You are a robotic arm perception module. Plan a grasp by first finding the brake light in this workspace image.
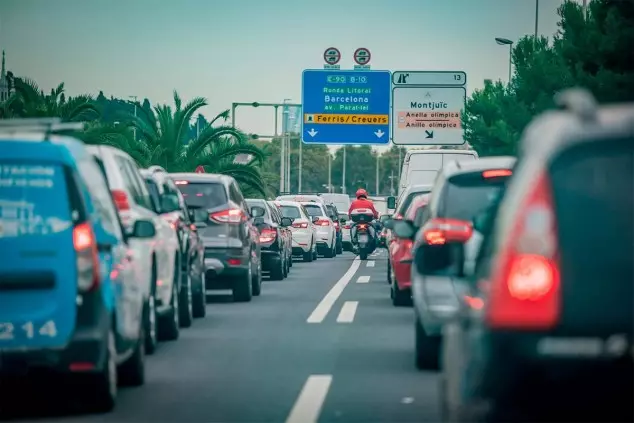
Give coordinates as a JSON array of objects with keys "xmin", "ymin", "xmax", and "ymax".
[
  {"xmin": 293, "ymin": 222, "xmax": 309, "ymax": 229},
  {"xmin": 210, "ymin": 208, "xmax": 245, "ymax": 224},
  {"xmin": 259, "ymin": 228, "xmax": 277, "ymax": 243},
  {"xmin": 421, "ymin": 218, "xmax": 472, "ymax": 245},
  {"xmin": 486, "ymin": 171, "xmax": 560, "ymax": 330},
  {"xmin": 343, "ymin": 224, "xmax": 351, "ymax": 229},
  {"xmin": 316, "ymin": 218, "xmax": 331, "ymax": 226},
  {"xmin": 482, "ymin": 169, "xmax": 513, "ymax": 179},
  {"xmin": 73, "ymin": 222, "xmax": 100, "ymax": 292},
  {"xmin": 175, "ymin": 180, "xmax": 188, "ymax": 185},
  {"xmin": 111, "ymin": 189, "xmax": 130, "ymax": 211}
]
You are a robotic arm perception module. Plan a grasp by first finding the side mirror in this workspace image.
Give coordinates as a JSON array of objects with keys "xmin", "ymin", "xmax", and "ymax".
[
  {"xmin": 383, "ymin": 218, "xmax": 394, "ymax": 230},
  {"xmin": 253, "ymin": 216, "xmax": 265, "ymax": 225},
  {"xmin": 387, "ymin": 196, "xmax": 396, "ymax": 209},
  {"xmin": 312, "ymin": 216, "xmax": 319, "ymax": 224},
  {"xmin": 280, "ymin": 217, "xmax": 293, "ymax": 227},
  {"xmin": 160, "ymin": 195, "xmax": 181, "ymax": 213},
  {"xmin": 130, "ymin": 219, "xmax": 156, "ymax": 239},
  {"xmin": 392, "ymin": 219, "xmax": 416, "ymax": 239}
]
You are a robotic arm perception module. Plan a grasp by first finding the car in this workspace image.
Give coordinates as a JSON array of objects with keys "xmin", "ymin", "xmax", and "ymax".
[
  {"xmin": 88, "ymin": 145, "xmax": 184, "ymax": 348},
  {"xmin": 246, "ymin": 198, "xmax": 292, "ymax": 281},
  {"xmin": 276, "ymin": 194, "xmax": 325, "ymax": 204},
  {"xmin": 340, "ymin": 213, "xmax": 353, "ymax": 251},
  {"xmin": 299, "ymin": 200, "xmax": 337, "ymax": 258},
  {"xmin": 319, "ymin": 193, "xmax": 351, "ymax": 217},
  {"xmin": 141, "ymin": 167, "xmax": 206, "ymax": 320},
  {"xmin": 395, "ymin": 156, "xmax": 516, "ymax": 370},
  {"xmin": 324, "ymin": 203, "xmax": 343, "ymax": 254},
  {"xmin": 171, "ymin": 173, "xmax": 261, "ymax": 302},
  {"xmin": 385, "ymin": 184, "xmax": 433, "ymax": 256},
  {"xmin": 275, "ymin": 200, "xmax": 318, "ymax": 262},
  {"xmin": 385, "ymin": 195, "xmax": 429, "ymax": 307},
  {"xmin": 267, "ymin": 200, "xmax": 293, "ymax": 271},
  {"xmin": 436, "ymin": 90, "xmax": 633, "ymax": 422},
  {"xmin": 398, "ymin": 149, "xmax": 478, "ymax": 195},
  {"xmin": 0, "ymin": 120, "xmax": 151, "ymax": 412}
]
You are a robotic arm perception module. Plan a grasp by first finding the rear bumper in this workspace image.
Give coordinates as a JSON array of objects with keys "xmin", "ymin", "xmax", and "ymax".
[
  {"xmin": 203, "ymin": 248, "xmax": 250, "ymax": 289},
  {"xmin": 0, "ymin": 291, "xmax": 110, "ymax": 376},
  {"xmin": 261, "ymin": 250, "xmax": 282, "ymax": 270}
]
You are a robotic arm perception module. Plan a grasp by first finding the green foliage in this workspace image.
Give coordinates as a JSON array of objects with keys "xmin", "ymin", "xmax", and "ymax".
[{"xmin": 464, "ymin": 0, "xmax": 634, "ymax": 156}]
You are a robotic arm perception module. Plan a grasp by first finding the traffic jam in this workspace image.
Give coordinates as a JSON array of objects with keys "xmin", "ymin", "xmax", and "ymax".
[{"xmin": 0, "ymin": 88, "xmax": 633, "ymax": 423}]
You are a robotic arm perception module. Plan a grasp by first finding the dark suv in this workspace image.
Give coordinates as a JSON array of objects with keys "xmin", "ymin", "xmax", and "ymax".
[
  {"xmin": 170, "ymin": 173, "xmax": 261, "ymax": 302},
  {"xmin": 246, "ymin": 199, "xmax": 293, "ymax": 281}
]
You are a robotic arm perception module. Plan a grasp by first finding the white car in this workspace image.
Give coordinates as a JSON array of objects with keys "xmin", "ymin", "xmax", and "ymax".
[
  {"xmin": 276, "ymin": 194, "xmax": 325, "ymax": 204},
  {"xmin": 87, "ymin": 145, "xmax": 184, "ymax": 353},
  {"xmin": 299, "ymin": 201, "xmax": 337, "ymax": 258},
  {"xmin": 340, "ymin": 213, "xmax": 353, "ymax": 251},
  {"xmin": 275, "ymin": 200, "xmax": 317, "ymax": 262}
]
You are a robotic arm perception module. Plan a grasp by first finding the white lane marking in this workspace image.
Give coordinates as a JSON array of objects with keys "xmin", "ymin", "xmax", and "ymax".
[
  {"xmin": 356, "ymin": 275, "xmax": 370, "ymax": 284},
  {"xmin": 366, "ymin": 260, "xmax": 375, "ymax": 267},
  {"xmin": 307, "ymin": 258, "xmax": 360, "ymax": 323},
  {"xmin": 336, "ymin": 301, "xmax": 358, "ymax": 323},
  {"xmin": 285, "ymin": 375, "xmax": 333, "ymax": 423}
]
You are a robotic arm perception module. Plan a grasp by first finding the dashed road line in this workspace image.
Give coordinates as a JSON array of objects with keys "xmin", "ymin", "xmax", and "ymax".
[
  {"xmin": 336, "ymin": 301, "xmax": 358, "ymax": 323},
  {"xmin": 356, "ymin": 275, "xmax": 371, "ymax": 284},
  {"xmin": 366, "ymin": 260, "xmax": 375, "ymax": 267},
  {"xmin": 307, "ymin": 258, "xmax": 361, "ymax": 323},
  {"xmin": 285, "ymin": 375, "xmax": 333, "ymax": 423}
]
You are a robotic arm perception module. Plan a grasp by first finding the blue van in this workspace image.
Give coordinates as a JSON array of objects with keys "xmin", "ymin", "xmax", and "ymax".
[{"xmin": 0, "ymin": 120, "xmax": 154, "ymax": 413}]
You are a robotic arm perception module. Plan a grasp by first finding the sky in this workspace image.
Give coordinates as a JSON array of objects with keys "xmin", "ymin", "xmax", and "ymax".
[{"xmin": 0, "ymin": 0, "xmax": 568, "ymax": 150}]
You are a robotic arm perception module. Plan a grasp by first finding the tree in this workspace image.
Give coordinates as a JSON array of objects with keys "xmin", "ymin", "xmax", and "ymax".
[{"xmin": 128, "ymin": 91, "xmax": 267, "ymax": 195}]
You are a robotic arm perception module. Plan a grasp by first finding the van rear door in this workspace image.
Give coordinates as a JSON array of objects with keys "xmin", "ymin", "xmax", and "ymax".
[{"xmin": 0, "ymin": 154, "xmax": 78, "ymax": 350}]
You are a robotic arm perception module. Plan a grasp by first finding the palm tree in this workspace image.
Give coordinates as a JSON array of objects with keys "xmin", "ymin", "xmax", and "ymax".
[
  {"xmin": 129, "ymin": 91, "xmax": 267, "ymax": 195},
  {"xmin": 11, "ymin": 77, "xmax": 99, "ymax": 121}
]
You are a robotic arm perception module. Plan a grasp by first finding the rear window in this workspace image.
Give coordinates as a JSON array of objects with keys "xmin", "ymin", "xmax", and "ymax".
[
  {"xmin": 144, "ymin": 177, "xmax": 161, "ymax": 212},
  {"xmin": 280, "ymin": 206, "xmax": 301, "ymax": 219},
  {"xmin": 441, "ymin": 172, "xmax": 509, "ymax": 221},
  {"xmin": 176, "ymin": 182, "xmax": 227, "ymax": 209},
  {"xmin": 339, "ymin": 213, "xmax": 349, "ymax": 221},
  {"xmin": 397, "ymin": 189, "xmax": 431, "ymax": 215},
  {"xmin": 0, "ymin": 163, "xmax": 72, "ymax": 238},
  {"xmin": 304, "ymin": 204, "xmax": 324, "ymax": 217},
  {"xmin": 246, "ymin": 200, "xmax": 267, "ymax": 218}
]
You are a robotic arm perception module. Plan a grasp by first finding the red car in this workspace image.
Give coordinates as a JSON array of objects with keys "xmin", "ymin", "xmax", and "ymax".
[{"xmin": 387, "ymin": 194, "xmax": 430, "ymax": 306}]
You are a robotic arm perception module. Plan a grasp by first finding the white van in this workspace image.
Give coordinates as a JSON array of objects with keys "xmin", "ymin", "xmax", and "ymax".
[{"xmin": 398, "ymin": 149, "xmax": 478, "ymax": 195}]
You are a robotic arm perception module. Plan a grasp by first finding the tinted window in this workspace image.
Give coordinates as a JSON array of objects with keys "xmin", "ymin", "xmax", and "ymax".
[
  {"xmin": 304, "ymin": 204, "xmax": 324, "ymax": 217},
  {"xmin": 78, "ymin": 159, "xmax": 123, "ymax": 239},
  {"xmin": 326, "ymin": 205, "xmax": 337, "ymax": 218},
  {"xmin": 338, "ymin": 213, "xmax": 349, "ymax": 221},
  {"xmin": 397, "ymin": 189, "xmax": 431, "ymax": 216},
  {"xmin": 0, "ymin": 163, "xmax": 72, "ymax": 238},
  {"xmin": 441, "ymin": 173, "xmax": 509, "ymax": 221},
  {"xmin": 280, "ymin": 206, "xmax": 301, "ymax": 219},
  {"xmin": 177, "ymin": 182, "xmax": 227, "ymax": 209},
  {"xmin": 144, "ymin": 177, "xmax": 162, "ymax": 213}
]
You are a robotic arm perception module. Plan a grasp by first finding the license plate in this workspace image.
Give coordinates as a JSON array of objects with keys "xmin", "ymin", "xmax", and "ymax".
[{"xmin": 359, "ymin": 234, "xmax": 368, "ymax": 242}]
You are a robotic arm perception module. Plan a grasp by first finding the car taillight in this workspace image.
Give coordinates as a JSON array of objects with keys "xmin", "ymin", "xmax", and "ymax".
[
  {"xmin": 259, "ymin": 228, "xmax": 277, "ymax": 243},
  {"xmin": 482, "ymin": 169, "xmax": 512, "ymax": 179},
  {"xmin": 344, "ymin": 224, "xmax": 351, "ymax": 229},
  {"xmin": 333, "ymin": 221, "xmax": 339, "ymax": 228},
  {"xmin": 73, "ymin": 222, "xmax": 100, "ymax": 292},
  {"xmin": 175, "ymin": 180, "xmax": 188, "ymax": 185},
  {"xmin": 210, "ymin": 208, "xmax": 245, "ymax": 224},
  {"xmin": 316, "ymin": 218, "xmax": 331, "ymax": 226},
  {"xmin": 421, "ymin": 218, "xmax": 472, "ymax": 245},
  {"xmin": 293, "ymin": 222, "xmax": 309, "ymax": 229},
  {"xmin": 111, "ymin": 189, "xmax": 130, "ymax": 211},
  {"xmin": 486, "ymin": 171, "xmax": 560, "ymax": 330}
]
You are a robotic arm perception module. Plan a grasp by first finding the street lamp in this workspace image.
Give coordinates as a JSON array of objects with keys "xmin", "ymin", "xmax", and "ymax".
[{"xmin": 495, "ymin": 37, "xmax": 514, "ymax": 83}]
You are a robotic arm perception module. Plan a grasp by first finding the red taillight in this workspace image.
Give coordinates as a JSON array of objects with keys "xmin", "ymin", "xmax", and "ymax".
[
  {"xmin": 73, "ymin": 222, "xmax": 100, "ymax": 292},
  {"xmin": 210, "ymin": 208, "xmax": 245, "ymax": 224},
  {"xmin": 482, "ymin": 169, "xmax": 513, "ymax": 179},
  {"xmin": 421, "ymin": 218, "xmax": 472, "ymax": 245},
  {"xmin": 227, "ymin": 258, "xmax": 241, "ymax": 266},
  {"xmin": 316, "ymin": 218, "xmax": 331, "ymax": 226},
  {"xmin": 343, "ymin": 224, "xmax": 351, "ymax": 229},
  {"xmin": 111, "ymin": 189, "xmax": 130, "ymax": 211},
  {"xmin": 175, "ymin": 180, "xmax": 188, "ymax": 185},
  {"xmin": 259, "ymin": 228, "xmax": 277, "ymax": 243},
  {"xmin": 486, "ymin": 172, "xmax": 560, "ymax": 330},
  {"xmin": 293, "ymin": 222, "xmax": 309, "ymax": 229}
]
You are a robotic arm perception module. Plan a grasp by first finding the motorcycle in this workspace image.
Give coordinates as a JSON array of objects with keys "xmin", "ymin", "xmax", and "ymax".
[{"xmin": 349, "ymin": 208, "xmax": 376, "ymax": 260}]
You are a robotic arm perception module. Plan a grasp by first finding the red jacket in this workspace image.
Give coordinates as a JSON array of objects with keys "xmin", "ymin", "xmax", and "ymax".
[{"xmin": 348, "ymin": 198, "xmax": 379, "ymax": 219}]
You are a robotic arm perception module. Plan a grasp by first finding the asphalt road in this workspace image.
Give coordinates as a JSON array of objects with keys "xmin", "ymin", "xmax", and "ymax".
[{"xmin": 7, "ymin": 249, "xmax": 440, "ymax": 423}]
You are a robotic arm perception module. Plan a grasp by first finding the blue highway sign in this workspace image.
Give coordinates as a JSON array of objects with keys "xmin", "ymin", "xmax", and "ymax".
[{"xmin": 301, "ymin": 70, "xmax": 391, "ymax": 145}]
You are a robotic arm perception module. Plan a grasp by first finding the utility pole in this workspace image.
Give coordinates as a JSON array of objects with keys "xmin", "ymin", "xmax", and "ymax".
[
  {"xmin": 129, "ymin": 95, "xmax": 138, "ymax": 141},
  {"xmin": 389, "ymin": 170, "xmax": 395, "ymax": 196},
  {"xmin": 534, "ymin": 0, "xmax": 539, "ymax": 48},
  {"xmin": 327, "ymin": 153, "xmax": 332, "ymax": 193},
  {"xmin": 342, "ymin": 146, "xmax": 347, "ymax": 194},
  {"xmin": 375, "ymin": 153, "xmax": 379, "ymax": 196},
  {"xmin": 398, "ymin": 148, "xmax": 402, "ymax": 185}
]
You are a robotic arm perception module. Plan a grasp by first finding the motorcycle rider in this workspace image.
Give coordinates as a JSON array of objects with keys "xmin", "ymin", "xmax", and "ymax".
[{"xmin": 348, "ymin": 188, "xmax": 379, "ymax": 246}]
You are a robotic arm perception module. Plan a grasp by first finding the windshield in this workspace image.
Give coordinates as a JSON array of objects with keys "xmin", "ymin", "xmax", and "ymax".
[
  {"xmin": 280, "ymin": 205, "xmax": 301, "ymax": 219},
  {"xmin": 176, "ymin": 182, "xmax": 227, "ymax": 209},
  {"xmin": 442, "ymin": 177, "xmax": 509, "ymax": 221},
  {"xmin": 303, "ymin": 204, "xmax": 324, "ymax": 217}
]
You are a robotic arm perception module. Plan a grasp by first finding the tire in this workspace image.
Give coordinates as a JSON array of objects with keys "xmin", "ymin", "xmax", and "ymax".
[
  {"xmin": 118, "ymin": 319, "xmax": 145, "ymax": 387},
  {"xmin": 233, "ymin": 265, "xmax": 253, "ymax": 302},
  {"xmin": 145, "ymin": 264, "xmax": 158, "ymax": 354},
  {"xmin": 387, "ymin": 259, "xmax": 393, "ymax": 285},
  {"xmin": 289, "ymin": 252, "xmax": 293, "ymax": 267},
  {"xmin": 359, "ymin": 250, "xmax": 368, "ymax": 260},
  {"xmin": 159, "ymin": 283, "xmax": 180, "ymax": 341},
  {"xmin": 336, "ymin": 240, "xmax": 343, "ymax": 255},
  {"xmin": 324, "ymin": 241, "xmax": 335, "ymax": 258},
  {"xmin": 303, "ymin": 249, "xmax": 313, "ymax": 262},
  {"xmin": 415, "ymin": 317, "xmax": 440, "ymax": 370},
  {"xmin": 192, "ymin": 271, "xmax": 206, "ymax": 318},
  {"xmin": 282, "ymin": 255, "xmax": 288, "ymax": 278},
  {"xmin": 179, "ymin": 270, "xmax": 193, "ymax": 328},
  {"xmin": 391, "ymin": 280, "xmax": 411, "ymax": 307},
  {"xmin": 252, "ymin": 261, "xmax": 262, "ymax": 296},
  {"xmin": 87, "ymin": 327, "xmax": 117, "ymax": 412},
  {"xmin": 270, "ymin": 257, "xmax": 284, "ymax": 281},
  {"xmin": 313, "ymin": 248, "xmax": 318, "ymax": 260},
  {"xmin": 286, "ymin": 254, "xmax": 291, "ymax": 273}
]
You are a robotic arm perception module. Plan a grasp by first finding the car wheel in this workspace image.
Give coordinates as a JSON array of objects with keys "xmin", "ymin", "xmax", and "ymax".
[
  {"xmin": 233, "ymin": 264, "xmax": 253, "ymax": 302},
  {"xmin": 387, "ymin": 259, "xmax": 393, "ymax": 285},
  {"xmin": 179, "ymin": 270, "xmax": 193, "ymax": 328},
  {"xmin": 252, "ymin": 260, "xmax": 262, "ymax": 296},
  {"xmin": 270, "ymin": 257, "xmax": 284, "ymax": 280},
  {"xmin": 159, "ymin": 282, "xmax": 180, "ymax": 341},
  {"xmin": 336, "ymin": 240, "xmax": 343, "ymax": 255},
  {"xmin": 415, "ymin": 317, "xmax": 440, "ymax": 370},
  {"xmin": 192, "ymin": 271, "xmax": 207, "ymax": 318},
  {"xmin": 324, "ymin": 240, "xmax": 335, "ymax": 258},
  {"xmin": 303, "ymin": 249, "xmax": 313, "ymax": 262},
  {"xmin": 118, "ymin": 318, "xmax": 145, "ymax": 387},
  {"xmin": 86, "ymin": 327, "xmax": 117, "ymax": 412},
  {"xmin": 392, "ymin": 280, "xmax": 411, "ymax": 307},
  {"xmin": 144, "ymin": 292, "xmax": 158, "ymax": 354},
  {"xmin": 288, "ymin": 251, "xmax": 293, "ymax": 267}
]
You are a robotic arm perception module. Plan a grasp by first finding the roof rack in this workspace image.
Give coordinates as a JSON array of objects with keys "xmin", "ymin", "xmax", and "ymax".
[
  {"xmin": 0, "ymin": 118, "xmax": 85, "ymax": 139},
  {"xmin": 554, "ymin": 88, "xmax": 598, "ymax": 122}
]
